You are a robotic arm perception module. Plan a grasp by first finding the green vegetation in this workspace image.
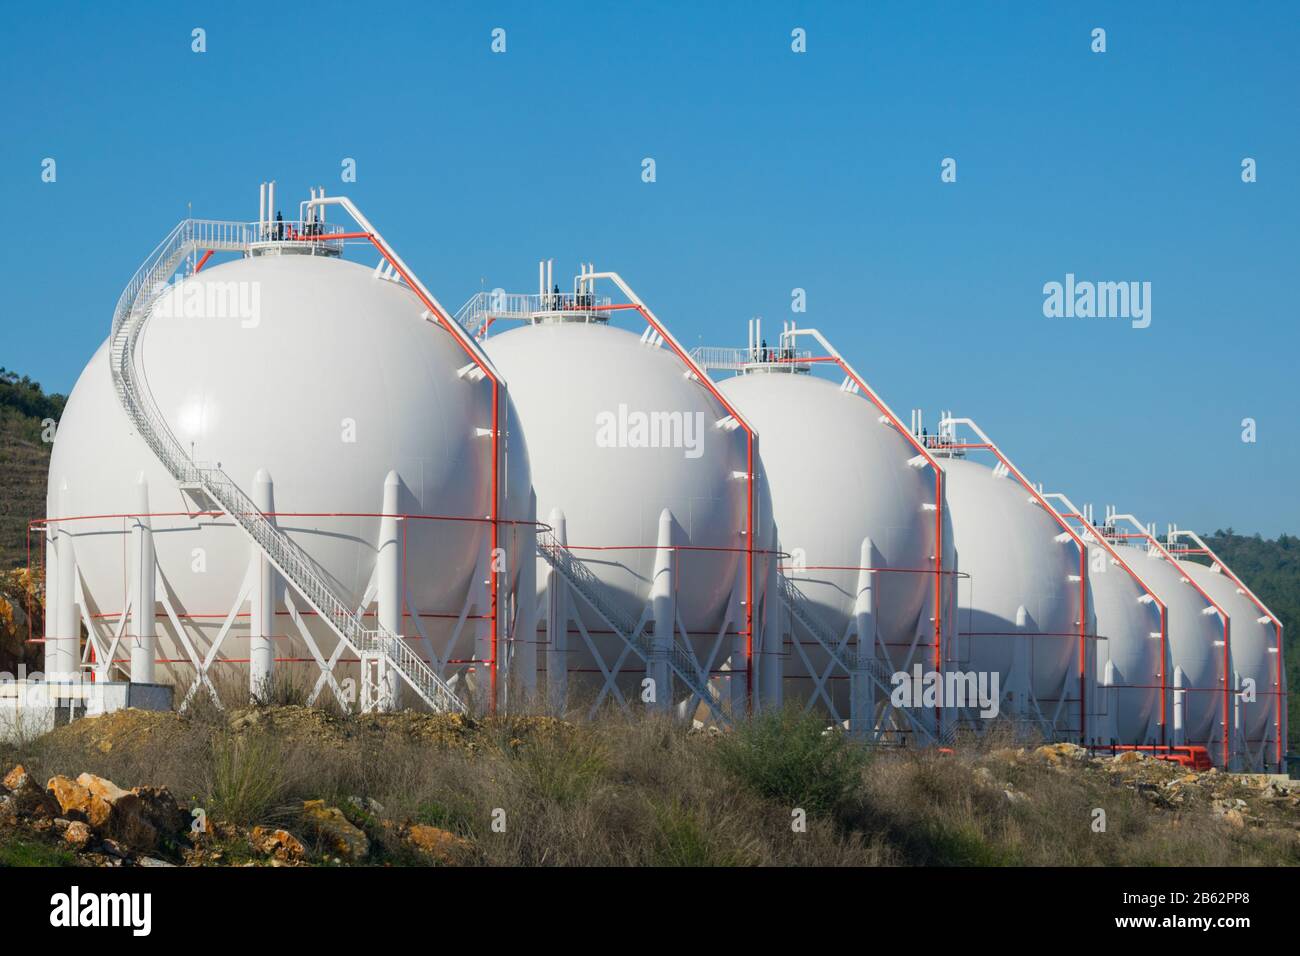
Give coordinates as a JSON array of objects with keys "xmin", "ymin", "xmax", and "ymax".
[
  {"xmin": 0, "ymin": 833, "xmax": 77, "ymax": 867},
  {"xmin": 10, "ymin": 706, "xmax": 1293, "ymax": 867},
  {"xmin": 716, "ymin": 706, "xmax": 871, "ymax": 815},
  {"xmin": 0, "ymin": 369, "xmax": 65, "ymax": 571}
]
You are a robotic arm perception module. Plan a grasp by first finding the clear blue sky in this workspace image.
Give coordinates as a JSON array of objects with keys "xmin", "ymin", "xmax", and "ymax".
[{"xmin": 2, "ymin": 1, "xmax": 1296, "ymax": 535}]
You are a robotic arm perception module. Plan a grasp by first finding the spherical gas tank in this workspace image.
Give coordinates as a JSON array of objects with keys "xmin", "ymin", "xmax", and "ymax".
[
  {"xmin": 717, "ymin": 371, "xmax": 939, "ymax": 657},
  {"xmin": 1116, "ymin": 548, "xmax": 1225, "ymax": 755},
  {"xmin": 1085, "ymin": 541, "xmax": 1161, "ymax": 745},
  {"xmin": 49, "ymin": 253, "xmax": 530, "ymax": 685},
  {"xmin": 941, "ymin": 458, "xmax": 1083, "ymax": 711},
  {"xmin": 1179, "ymin": 560, "xmax": 1278, "ymax": 758},
  {"xmin": 485, "ymin": 321, "xmax": 772, "ymax": 634}
]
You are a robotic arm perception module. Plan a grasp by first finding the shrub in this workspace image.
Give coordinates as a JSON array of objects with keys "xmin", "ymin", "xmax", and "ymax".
[
  {"xmin": 715, "ymin": 706, "xmax": 869, "ymax": 816},
  {"xmin": 200, "ymin": 732, "xmax": 290, "ymax": 826}
]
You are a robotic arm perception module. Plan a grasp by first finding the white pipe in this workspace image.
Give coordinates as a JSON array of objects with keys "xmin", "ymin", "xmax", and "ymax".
[
  {"xmin": 249, "ymin": 469, "xmax": 277, "ymax": 700},
  {"xmin": 259, "ymin": 183, "xmax": 267, "ymax": 237},
  {"xmin": 130, "ymin": 474, "xmax": 156, "ymax": 683}
]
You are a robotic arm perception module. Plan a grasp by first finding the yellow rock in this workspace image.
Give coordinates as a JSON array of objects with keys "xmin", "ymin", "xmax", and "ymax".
[
  {"xmin": 300, "ymin": 800, "xmax": 369, "ymax": 861},
  {"xmin": 406, "ymin": 824, "xmax": 473, "ymax": 865},
  {"xmin": 46, "ymin": 775, "xmax": 94, "ymax": 819}
]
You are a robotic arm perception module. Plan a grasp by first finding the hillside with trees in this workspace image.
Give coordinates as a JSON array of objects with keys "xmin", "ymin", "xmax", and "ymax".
[{"xmin": 0, "ymin": 369, "xmax": 63, "ymax": 571}]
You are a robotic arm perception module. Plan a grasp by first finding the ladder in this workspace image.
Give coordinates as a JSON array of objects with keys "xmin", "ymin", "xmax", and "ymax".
[
  {"xmin": 108, "ymin": 219, "xmax": 466, "ymax": 714},
  {"xmin": 536, "ymin": 531, "xmax": 730, "ymax": 724}
]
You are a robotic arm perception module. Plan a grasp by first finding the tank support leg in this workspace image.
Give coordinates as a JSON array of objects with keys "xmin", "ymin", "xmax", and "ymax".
[
  {"xmin": 249, "ymin": 469, "xmax": 278, "ymax": 702},
  {"xmin": 848, "ymin": 537, "xmax": 878, "ymax": 738},
  {"xmin": 544, "ymin": 508, "xmax": 569, "ymax": 714},
  {"xmin": 1231, "ymin": 671, "xmax": 1242, "ymax": 771},
  {"xmin": 758, "ymin": 544, "xmax": 783, "ymax": 712},
  {"xmin": 648, "ymin": 509, "xmax": 675, "ymax": 714},
  {"xmin": 50, "ymin": 480, "xmax": 80, "ymax": 683},
  {"xmin": 1101, "ymin": 658, "xmax": 1117, "ymax": 747},
  {"xmin": 512, "ymin": 489, "xmax": 539, "ymax": 707},
  {"xmin": 1172, "ymin": 665, "xmax": 1185, "ymax": 747},
  {"xmin": 130, "ymin": 474, "xmax": 157, "ymax": 685},
  {"xmin": 376, "ymin": 470, "xmax": 404, "ymax": 711}
]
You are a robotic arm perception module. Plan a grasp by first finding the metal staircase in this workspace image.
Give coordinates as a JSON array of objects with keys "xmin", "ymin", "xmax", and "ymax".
[
  {"xmin": 109, "ymin": 219, "xmax": 466, "ymax": 714},
  {"xmin": 536, "ymin": 531, "xmax": 730, "ymax": 723},
  {"xmin": 780, "ymin": 574, "xmax": 955, "ymax": 744},
  {"xmin": 777, "ymin": 574, "xmax": 895, "ymax": 683}
]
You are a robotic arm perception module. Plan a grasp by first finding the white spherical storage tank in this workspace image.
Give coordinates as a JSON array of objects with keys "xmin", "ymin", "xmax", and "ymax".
[
  {"xmin": 716, "ymin": 369, "xmax": 947, "ymax": 721},
  {"xmin": 1113, "ymin": 547, "xmax": 1226, "ymax": 759},
  {"xmin": 941, "ymin": 457, "xmax": 1088, "ymax": 731},
  {"xmin": 1085, "ymin": 541, "xmax": 1161, "ymax": 746},
  {"xmin": 483, "ymin": 317, "xmax": 773, "ymax": 708},
  {"xmin": 47, "ymin": 251, "xmax": 531, "ymax": 700},
  {"xmin": 1178, "ymin": 559, "xmax": 1279, "ymax": 765}
]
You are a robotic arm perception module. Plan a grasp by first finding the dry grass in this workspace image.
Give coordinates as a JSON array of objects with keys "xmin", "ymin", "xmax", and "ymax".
[{"xmin": 2, "ymin": 703, "xmax": 1295, "ymax": 866}]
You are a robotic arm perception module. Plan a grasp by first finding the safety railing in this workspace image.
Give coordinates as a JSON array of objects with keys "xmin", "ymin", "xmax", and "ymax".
[
  {"xmin": 455, "ymin": 290, "xmax": 613, "ymax": 336},
  {"xmin": 689, "ymin": 345, "xmax": 814, "ymax": 372}
]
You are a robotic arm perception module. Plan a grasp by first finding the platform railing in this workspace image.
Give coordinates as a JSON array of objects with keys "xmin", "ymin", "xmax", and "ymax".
[
  {"xmin": 689, "ymin": 345, "xmax": 814, "ymax": 372},
  {"xmin": 455, "ymin": 290, "xmax": 614, "ymax": 336}
]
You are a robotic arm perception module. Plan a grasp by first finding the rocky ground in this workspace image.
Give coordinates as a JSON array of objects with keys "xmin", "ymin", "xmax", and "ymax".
[
  {"xmin": 1, "ymin": 708, "xmax": 1296, "ymax": 867},
  {"xmin": 987, "ymin": 742, "xmax": 1300, "ymax": 832},
  {"xmin": 0, "ymin": 761, "xmax": 476, "ymax": 868},
  {"xmin": 0, "ymin": 707, "xmax": 550, "ymax": 867}
]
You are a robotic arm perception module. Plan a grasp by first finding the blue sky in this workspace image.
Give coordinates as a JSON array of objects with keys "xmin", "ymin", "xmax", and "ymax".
[{"xmin": 2, "ymin": 1, "xmax": 1296, "ymax": 535}]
